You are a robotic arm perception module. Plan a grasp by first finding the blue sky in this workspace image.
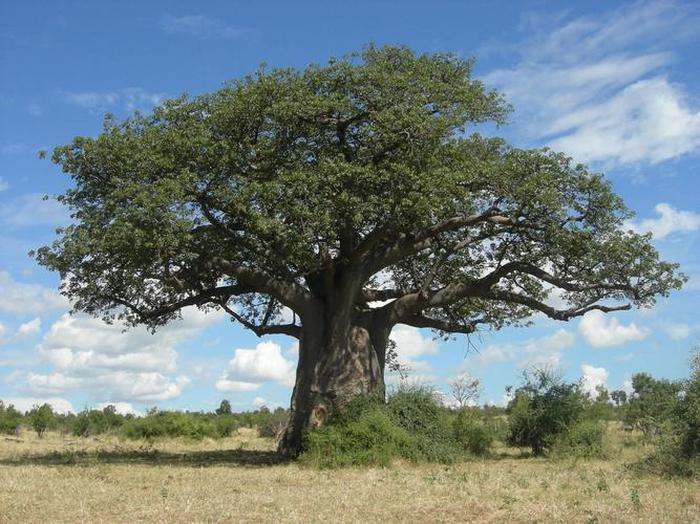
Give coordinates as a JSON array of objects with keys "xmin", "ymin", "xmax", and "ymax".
[{"xmin": 1, "ymin": 0, "xmax": 699, "ymax": 415}]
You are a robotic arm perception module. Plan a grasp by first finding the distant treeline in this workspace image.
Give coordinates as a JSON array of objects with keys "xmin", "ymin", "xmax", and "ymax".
[
  {"xmin": 0, "ymin": 401, "xmax": 289, "ymax": 441},
  {"xmin": 1, "ymin": 360, "xmax": 698, "ymax": 476}
]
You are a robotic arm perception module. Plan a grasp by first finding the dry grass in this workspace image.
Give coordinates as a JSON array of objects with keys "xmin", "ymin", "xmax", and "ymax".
[{"xmin": 0, "ymin": 427, "xmax": 698, "ymax": 523}]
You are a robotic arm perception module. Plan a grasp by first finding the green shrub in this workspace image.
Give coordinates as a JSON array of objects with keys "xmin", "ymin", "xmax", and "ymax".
[
  {"xmin": 645, "ymin": 346, "xmax": 700, "ymax": 476},
  {"xmin": 453, "ymin": 410, "xmax": 493, "ymax": 456},
  {"xmin": 121, "ymin": 411, "xmax": 214, "ymax": 440},
  {"xmin": 302, "ymin": 403, "xmax": 418, "ymax": 468},
  {"xmin": 214, "ymin": 414, "xmax": 238, "ymax": 437},
  {"xmin": 553, "ymin": 420, "xmax": 606, "ymax": 458},
  {"xmin": 387, "ymin": 386, "xmax": 457, "ymax": 463},
  {"xmin": 257, "ymin": 408, "xmax": 288, "ymax": 439},
  {"xmin": 72, "ymin": 406, "xmax": 126, "ymax": 437},
  {"xmin": 0, "ymin": 402, "xmax": 23, "ymax": 435},
  {"xmin": 624, "ymin": 373, "xmax": 681, "ymax": 437},
  {"xmin": 506, "ymin": 368, "xmax": 586, "ymax": 455},
  {"xmin": 28, "ymin": 403, "xmax": 55, "ymax": 438}
]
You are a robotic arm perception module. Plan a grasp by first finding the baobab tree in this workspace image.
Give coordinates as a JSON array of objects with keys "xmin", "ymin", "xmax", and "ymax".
[{"xmin": 35, "ymin": 45, "xmax": 684, "ymax": 456}]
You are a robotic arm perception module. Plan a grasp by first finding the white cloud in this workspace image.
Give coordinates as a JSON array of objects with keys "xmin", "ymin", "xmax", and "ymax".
[
  {"xmin": 476, "ymin": 329, "xmax": 575, "ymax": 367},
  {"xmin": 0, "ymin": 271, "xmax": 68, "ymax": 315},
  {"xmin": 17, "ymin": 317, "xmax": 41, "ymax": 336},
  {"xmin": 64, "ymin": 88, "xmax": 165, "ymax": 113},
  {"xmin": 0, "ymin": 193, "xmax": 71, "ymax": 228},
  {"xmin": 578, "ymin": 310, "xmax": 649, "ymax": 347},
  {"xmin": 24, "ymin": 307, "xmax": 221, "ymax": 401},
  {"xmin": 251, "ymin": 396, "xmax": 280, "ymax": 410},
  {"xmin": 0, "ymin": 176, "xmax": 8, "ymax": 191},
  {"xmin": 390, "ymin": 325, "xmax": 439, "ymax": 359},
  {"xmin": 27, "ymin": 371, "xmax": 190, "ymax": 402},
  {"xmin": 0, "ymin": 396, "xmax": 74, "ymax": 414},
  {"xmin": 664, "ymin": 323, "xmax": 691, "ymax": 341},
  {"xmin": 484, "ymin": 1, "xmax": 700, "ymax": 166},
  {"xmin": 580, "ymin": 364, "xmax": 608, "ymax": 397},
  {"xmin": 216, "ymin": 341, "xmax": 296, "ymax": 392},
  {"xmin": 95, "ymin": 401, "xmax": 142, "ymax": 416},
  {"xmin": 626, "ymin": 203, "xmax": 700, "ymax": 239},
  {"xmin": 160, "ymin": 15, "xmax": 248, "ymax": 39}
]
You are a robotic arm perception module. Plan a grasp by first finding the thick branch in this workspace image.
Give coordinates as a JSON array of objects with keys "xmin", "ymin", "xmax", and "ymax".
[
  {"xmin": 212, "ymin": 257, "xmax": 315, "ymax": 314},
  {"xmin": 220, "ymin": 303, "xmax": 301, "ymax": 338},
  {"xmin": 400, "ymin": 314, "xmax": 483, "ymax": 334}
]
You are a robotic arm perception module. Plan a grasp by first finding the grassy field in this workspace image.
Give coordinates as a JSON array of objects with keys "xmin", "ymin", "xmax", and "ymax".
[{"xmin": 0, "ymin": 427, "xmax": 698, "ymax": 523}]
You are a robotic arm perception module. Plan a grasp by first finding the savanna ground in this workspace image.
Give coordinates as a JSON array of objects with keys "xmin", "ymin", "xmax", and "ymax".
[{"xmin": 0, "ymin": 426, "xmax": 698, "ymax": 523}]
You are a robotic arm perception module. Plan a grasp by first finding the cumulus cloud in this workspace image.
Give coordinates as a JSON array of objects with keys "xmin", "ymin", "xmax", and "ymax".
[
  {"xmin": 25, "ymin": 307, "xmax": 221, "ymax": 402},
  {"xmin": 578, "ymin": 310, "xmax": 649, "ymax": 347},
  {"xmin": 95, "ymin": 401, "xmax": 142, "ymax": 416},
  {"xmin": 483, "ymin": 1, "xmax": 700, "ymax": 166},
  {"xmin": 0, "ymin": 271, "xmax": 68, "ymax": 315},
  {"xmin": 0, "ymin": 396, "xmax": 74, "ymax": 414},
  {"xmin": 160, "ymin": 15, "xmax": 249, "ymax": 39},
  {"xmin": 216, "ymin": 341, "xmax": 296, "ymax": 392},
  {"xmin": 476, "ymin": 329, "xmax": 575, "ymax": 367},
  {"xmin": 580, "ymin": 364, "xmax": 609, "ymax": 397},
  {"xmin": 390, "ymin": 325, "xmax": 439, "ymax": 359},
  {"xmin": 17, "ymin": 318, "xmax": 41, "ymax": 336},
  {"xmin": 626, "ymin": 203, "xmax": 700, "ymax": 239}
]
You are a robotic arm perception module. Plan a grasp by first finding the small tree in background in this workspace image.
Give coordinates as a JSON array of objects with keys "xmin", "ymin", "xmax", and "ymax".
[
  {"xmin": 28, "ymin": 403, "xmax": 55, "ymax": 438},
  {"xmin": 624, "ymin": 373, "xmax": 681, "ymax": 437},
  {"xmin": 0, "ymin": 401, "xmax": 23, "ymax": 435},
  {"xmin": 216, "ymin": 399, "xmax": 232, "ymax": 415},
  {"xmin": 611, "ymin": 389, "xmax": 628, "ymax": 407},
  {"xmin": 449, "ymin": 373, "xmax": 481, "ymax": 409}
]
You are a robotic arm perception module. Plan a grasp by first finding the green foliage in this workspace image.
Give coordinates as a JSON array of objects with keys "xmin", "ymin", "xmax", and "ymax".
[
  {"xmin": 387, "ymin": 386, "xmax": 458, "ymax": 463},
  {"xmin": 28, "ymin": 404, "xmax": 55, "ymax": 438},
  {"xmin": 0, "ymin": 401, "xmax": 23, "ymax": 435},
  {"xmin": 257, "ymin": 408, "xmax": 289, "ymax": 439},
  {"xmin": 553, "ymin": 420, "xmax": 606, "ymax": 458},
  {"xmin": 506, "ymin": 369, "xmax": 586, "ymax": 455},
  {"xmin": 33, "ymin": 44, "xmax": 682, "ymax": 363},
  {"xmin": 119, "ymin": 410, "xmax": 245, "ymax": 440},
  {"xmin": 645, "ymin": 346, "xmax": 700, "ymax": 476},
  {"xmin": 584, "ymin": 387, "xmax": 615, "ymax": 422},
  {"xmin": 302, "ymin": 403, "xmax": 418, "ymax": 468},
  {"xmin": 624, "ymin": 373, "xmax": 681, "ymax": 437},
  {"xmin": 302, "ymin": 388, "xmax": 464, "ymax": 468},
  {"xmin": 215, "ymin": 399, "xmax": 232, "ymax": 415},
  {"xmin": 452, "ymin": 409, "xmax": 493, "ymax": 456},
  {"xmin": 72, "ymin": 405, "xmax": 127, "ymax": 437}
]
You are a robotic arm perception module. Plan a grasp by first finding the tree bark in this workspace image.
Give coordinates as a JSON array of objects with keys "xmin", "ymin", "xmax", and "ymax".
[{"xmin": 277, "ymin": 309, "xmax": 389, "ymax": 457}]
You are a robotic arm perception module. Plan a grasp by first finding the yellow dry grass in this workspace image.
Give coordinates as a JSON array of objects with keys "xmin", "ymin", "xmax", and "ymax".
[{"xmin": 0, "ymin": 427, "xmax": 698, "ymax": 523}]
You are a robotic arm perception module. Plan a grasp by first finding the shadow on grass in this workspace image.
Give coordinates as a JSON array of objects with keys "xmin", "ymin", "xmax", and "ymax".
[{"xmin": 0, "ymin": 447, "xmax": 290, "ymax": 468}]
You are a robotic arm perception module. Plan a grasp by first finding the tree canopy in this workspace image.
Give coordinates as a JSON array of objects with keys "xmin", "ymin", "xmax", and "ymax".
[{"xmin": 35, "ymin": 44, "xmax": 684, "ymax": 343}]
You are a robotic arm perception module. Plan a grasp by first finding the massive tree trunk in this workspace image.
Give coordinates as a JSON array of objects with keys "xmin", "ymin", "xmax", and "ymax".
[{"xmin": 277, "ymin": 307, "xmax": 391, "ymax": 457}]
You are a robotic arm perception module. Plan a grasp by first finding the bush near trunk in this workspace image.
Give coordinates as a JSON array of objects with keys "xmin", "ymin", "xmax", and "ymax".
[{"xmin": 301, "ymin": 387, "xmax": 462, "ymax": 468}]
